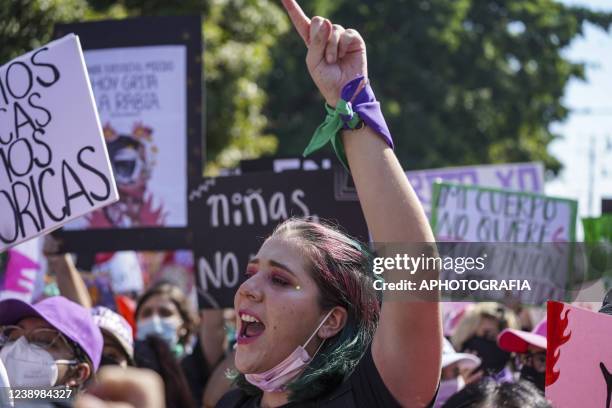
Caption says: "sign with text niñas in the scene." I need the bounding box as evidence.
[190,169,369,308]
[0,35,118,252]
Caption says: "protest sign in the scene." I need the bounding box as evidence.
[240,154,335,174]
[604,198,612,214]
[83,273,117,310]
[145,250,196,296]
[430,182,577,304]
[190,169,368,308]
[0,238,43,302]
[431,182,576,242]
[371,162,544,211]
[54,16,203,251]
[408,162,544,216]
[546,301,612,407]
[240,155,358,202]
[91,251,144,295]
[0,35,118,251]
[241,159,544,214]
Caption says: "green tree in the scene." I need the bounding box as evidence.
[199,0,287,171]
[86,0,289,172]
[4,1,611,174]
[0,0,87,63]
[265,0,612,174]
[1,0,288,174]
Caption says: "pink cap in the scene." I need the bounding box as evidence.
[498,319,547,353]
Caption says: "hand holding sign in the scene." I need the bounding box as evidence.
[281,0,367,106]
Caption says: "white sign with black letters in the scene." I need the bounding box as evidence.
[0,35,118,252]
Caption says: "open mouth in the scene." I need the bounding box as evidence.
[113,148,142,185]
[237,311,265,344]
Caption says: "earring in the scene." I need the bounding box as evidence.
[295,285,301,290]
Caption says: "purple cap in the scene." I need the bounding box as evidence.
[0,297,103,370]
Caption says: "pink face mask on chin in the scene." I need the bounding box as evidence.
[244,310,334,393]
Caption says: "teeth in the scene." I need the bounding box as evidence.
[241,314,260,323]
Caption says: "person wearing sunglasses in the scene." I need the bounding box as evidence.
[0,296,102,390]
[497,319,547,391]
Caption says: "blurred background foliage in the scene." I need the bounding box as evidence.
[1,0,611,174]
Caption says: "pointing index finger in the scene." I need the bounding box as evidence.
[281,0,311,45]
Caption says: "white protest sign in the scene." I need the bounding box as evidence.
[431,182,576,242]
[0,35,118,252]
[407,162,544,216]
[64,45,187,229]
[0,238,42,302]
[307,161,544,210]
[431,182,577,304]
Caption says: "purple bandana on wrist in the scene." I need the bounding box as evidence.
[340,76,394,150]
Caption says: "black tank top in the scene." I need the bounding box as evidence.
[216,344,436,408]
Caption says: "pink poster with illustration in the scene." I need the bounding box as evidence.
[546,301,612,407]
[64,46,187,230]
[0,238,42,302]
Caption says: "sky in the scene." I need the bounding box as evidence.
[548,0,612,224]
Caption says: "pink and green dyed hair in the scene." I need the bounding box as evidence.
[233,217,381,402]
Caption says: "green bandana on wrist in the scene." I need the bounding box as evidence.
[302,99,361,170]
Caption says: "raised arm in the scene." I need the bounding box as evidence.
[281,1,441,406]
[44,236,93,309]
[343,117,441,407]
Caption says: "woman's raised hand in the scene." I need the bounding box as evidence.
[281,0,367,107]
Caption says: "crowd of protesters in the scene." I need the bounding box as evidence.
[0,0,606,407]
[0,253,559,408]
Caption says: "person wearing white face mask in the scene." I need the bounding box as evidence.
[0,296,103,406]
[0,356,13,407]
[136,313,183,355]
[135,281,198,358]
[433,339,482,408]
[134,281,207,408]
